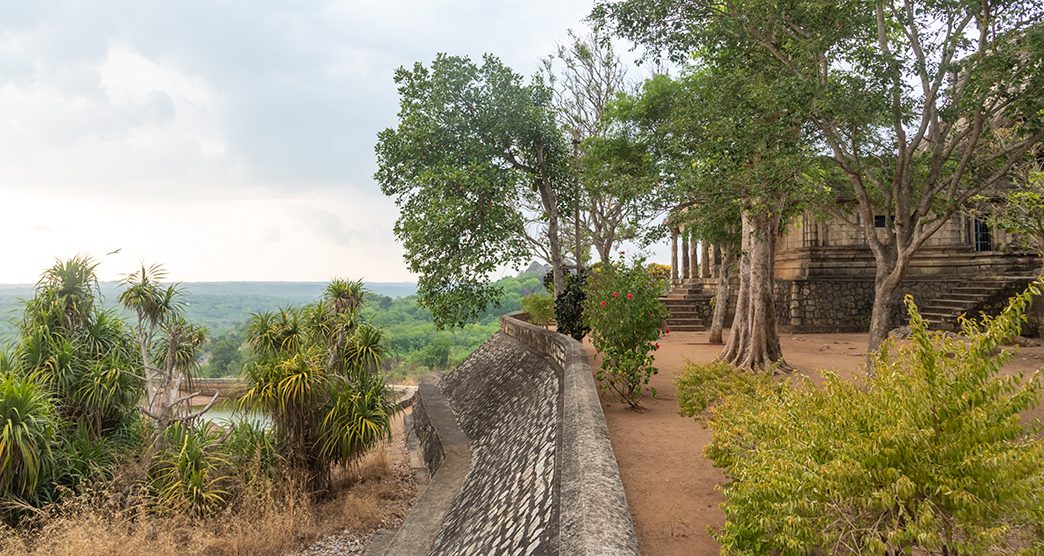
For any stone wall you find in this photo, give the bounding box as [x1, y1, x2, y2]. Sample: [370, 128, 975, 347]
[773, 278, 963, 333]
[500, 313, 639, 555]
[376, 314, 638, 555]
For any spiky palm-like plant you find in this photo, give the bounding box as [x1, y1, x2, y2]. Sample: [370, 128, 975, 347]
[118, 264, 212, 433]
[16, 259, 142, 438]
[150, 422, 230, 517]
[0, 373, 57, 503]
[241, 279, 394, 491]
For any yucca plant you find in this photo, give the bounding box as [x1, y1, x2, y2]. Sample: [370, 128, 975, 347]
[0, 373, 57, 503]
[150, 422, 230, 517]
[241, 278, 395, 492]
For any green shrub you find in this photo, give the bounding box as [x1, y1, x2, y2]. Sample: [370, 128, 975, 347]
[583, 257, 668, 407]
[0, 373, 57, 504]
[521, 292, 555, 327]
[555, 271, 589, 341]
[675, 361, 772, 422]
[706, 287, 1044, 555]
[150, 422, 230, 517]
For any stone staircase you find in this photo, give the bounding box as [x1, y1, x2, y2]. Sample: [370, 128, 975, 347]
[660, 281, 711, 332]
[918, 275, 1035, 331]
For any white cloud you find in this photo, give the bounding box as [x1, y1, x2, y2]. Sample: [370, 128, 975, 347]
[0, 0, 610, 283]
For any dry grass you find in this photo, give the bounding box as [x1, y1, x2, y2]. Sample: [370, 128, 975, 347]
[0, 440, 416, 556]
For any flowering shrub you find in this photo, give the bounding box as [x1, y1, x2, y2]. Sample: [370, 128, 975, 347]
[583, 256, 669, 408]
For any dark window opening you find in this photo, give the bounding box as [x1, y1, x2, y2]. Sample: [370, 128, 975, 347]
[974, 219, 992, 252]
[873, 215, 894, 228]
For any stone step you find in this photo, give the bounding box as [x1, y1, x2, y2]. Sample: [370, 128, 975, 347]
[922, 302, 972, 312]
[667, 323, 705, 331]
[948, 286, 1003, 295]
[667, 317, 705, 327]
[661, 298, 709, 306]
[666, 310, 701, 319]
[919, 312, 957, 323]
[945, 293, 989, 302]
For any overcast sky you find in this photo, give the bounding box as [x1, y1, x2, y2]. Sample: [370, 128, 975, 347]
[0, 0, 669, 284]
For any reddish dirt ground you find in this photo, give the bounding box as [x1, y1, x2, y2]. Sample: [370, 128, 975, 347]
[586, 330, 1044, 556]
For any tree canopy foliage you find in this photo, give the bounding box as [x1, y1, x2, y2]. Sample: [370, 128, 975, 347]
[376, 54, 571, 328]
[594, 0, 1044, 355]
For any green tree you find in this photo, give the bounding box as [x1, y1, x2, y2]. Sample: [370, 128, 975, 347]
[118, 264, 210, 433]
[201, 329, 245, 378]
[543, 29, 669, 264]
[594, 0, 1044, 359]
[376, 54, 572, 328]
[612, 66, 815, 369]
[992, 147, 1044, 268]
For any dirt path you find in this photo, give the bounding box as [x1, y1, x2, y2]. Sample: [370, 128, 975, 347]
[588, 330, 1044, 555]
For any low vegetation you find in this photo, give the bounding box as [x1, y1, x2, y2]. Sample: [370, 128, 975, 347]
[520, 292, 555, 327]
[676, 286, 1044, 555]
[0, 257, 411, 554]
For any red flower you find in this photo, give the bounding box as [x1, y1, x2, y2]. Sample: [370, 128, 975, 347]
[600, 301, 607, 306]
[655, 343, 661, 350]
[613, 291, 619, 298]
[665, 328, 671, 335]
[626, 293, 633, 299]
[619, 250, 625, 255]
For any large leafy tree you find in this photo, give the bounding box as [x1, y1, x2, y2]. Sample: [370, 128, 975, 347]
[543, 30, 669, 263]
[616, 67, 816, 369]
[375, 54, 571, 328]
[594, 0, 1044, 358]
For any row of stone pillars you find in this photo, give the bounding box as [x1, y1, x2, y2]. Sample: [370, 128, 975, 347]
[669, 229, 721, 284]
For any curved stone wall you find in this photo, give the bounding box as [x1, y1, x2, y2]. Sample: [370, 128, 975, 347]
[375, 313, 637, 555]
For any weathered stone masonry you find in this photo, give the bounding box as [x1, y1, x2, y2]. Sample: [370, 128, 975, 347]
[373, 313, 638, 555]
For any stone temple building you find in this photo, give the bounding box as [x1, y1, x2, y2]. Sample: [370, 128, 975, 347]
[662, 209, 1040, 334]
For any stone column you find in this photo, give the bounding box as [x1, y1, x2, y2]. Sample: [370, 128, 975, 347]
[681, 232, 691, 280]
[699, 241, 710, 279]
[689, 237, 699, 279]
[670, 230, 679, 283]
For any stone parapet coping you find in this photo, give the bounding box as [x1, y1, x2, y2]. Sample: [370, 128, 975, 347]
[500, 312, 640, 555]
[368, 383, 472, 556]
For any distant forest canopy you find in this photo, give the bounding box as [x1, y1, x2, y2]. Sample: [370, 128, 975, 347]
[0, 273, 544, 381]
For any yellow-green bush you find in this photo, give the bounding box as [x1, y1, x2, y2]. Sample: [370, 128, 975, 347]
[675, 361, 773, 423]
[520, 292, 554, 327]
[706, 287, 1044, 555]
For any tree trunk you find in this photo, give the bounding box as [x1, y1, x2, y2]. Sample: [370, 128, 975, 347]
[709, 250, 735, 345]
[718, 211, 785, 370]
[542, 186, 567, 296]
[867, 257, 903, 371]
[138, 326, 166, 433]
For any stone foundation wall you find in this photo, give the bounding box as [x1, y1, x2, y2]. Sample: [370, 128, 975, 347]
[773, 279, 964, 333]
